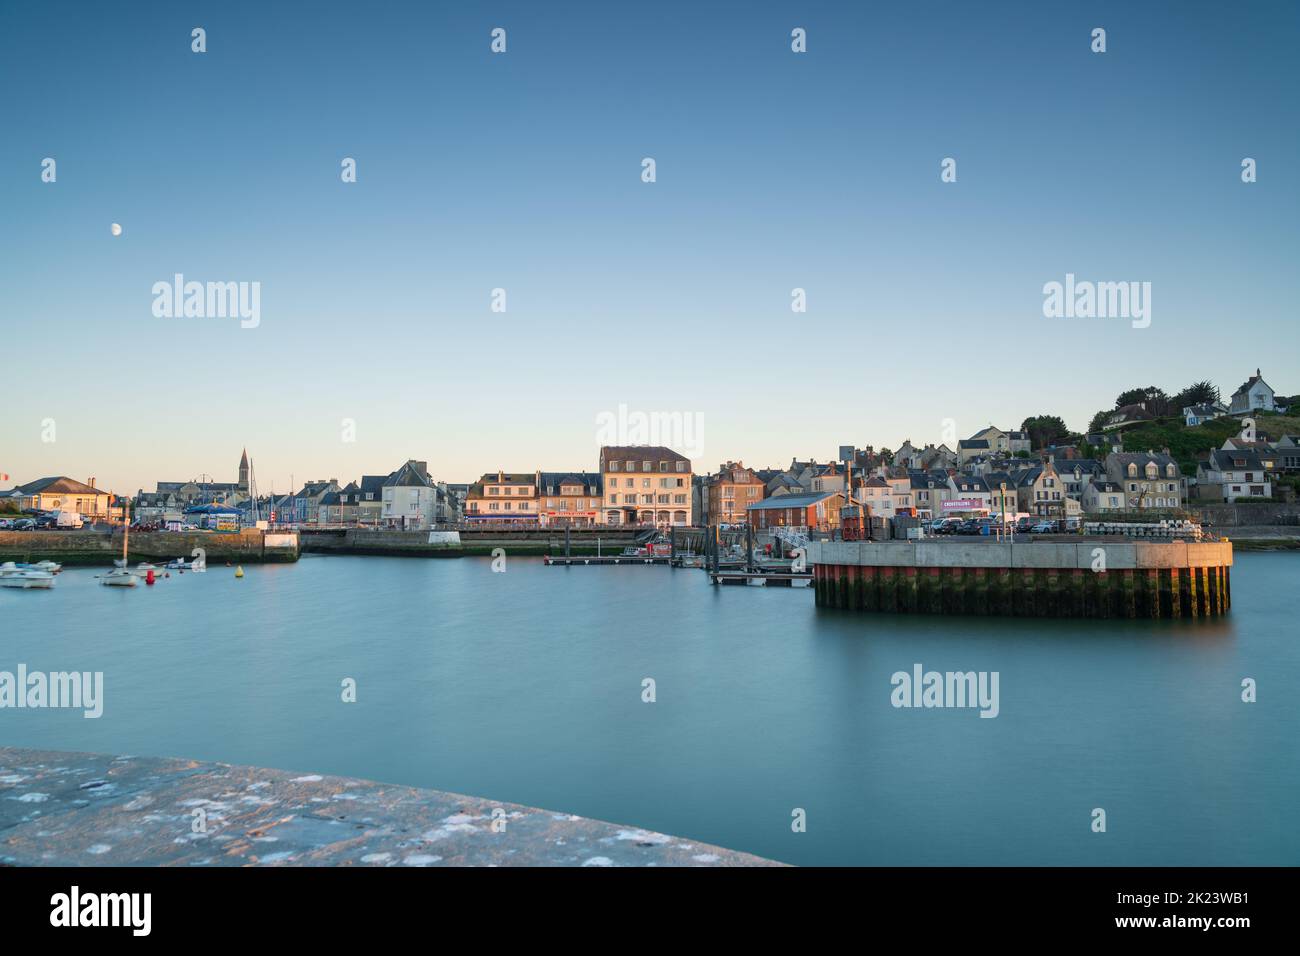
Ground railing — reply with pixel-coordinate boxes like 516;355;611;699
771;525;811;550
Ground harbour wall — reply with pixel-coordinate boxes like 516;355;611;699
0;747;778;867
299;528;644;557
808;540;1233;618
0;530;299;565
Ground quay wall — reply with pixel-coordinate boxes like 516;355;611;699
808;540;1233;618
0;747;778;867
300;528;643;557
0;530;299;565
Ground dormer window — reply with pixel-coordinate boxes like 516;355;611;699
1128;463;1138;477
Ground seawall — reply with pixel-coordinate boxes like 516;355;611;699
299;528;644;557
0;530;299;565
0;747;778;867
808;539;1233;618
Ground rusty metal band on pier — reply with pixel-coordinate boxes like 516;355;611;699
809;540;1233;618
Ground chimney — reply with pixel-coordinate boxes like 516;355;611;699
88;477;96;488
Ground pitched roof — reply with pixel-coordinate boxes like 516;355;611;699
1208;449;1264;471
746;491;841;510
15;476;109;496
539;472;602;494
600;446;690;465
385;462;431;488
1231;368;1272;397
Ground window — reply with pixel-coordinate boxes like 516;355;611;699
674;495;686;505
489;487;499;495
609;494;618;504
610;462;620;472
642;461;651;472
676;462;687;472
659;462;668;472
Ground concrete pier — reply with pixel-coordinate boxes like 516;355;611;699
808;540;1233;618
0;748;777;867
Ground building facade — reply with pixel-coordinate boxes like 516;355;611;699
599;446;692;527
464;470;541;524
707;461;766;526
537;472;603;527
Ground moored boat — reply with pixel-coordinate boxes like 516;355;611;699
0;562;56;589
13;560;63;574
100;568;138;587
102;498;140;588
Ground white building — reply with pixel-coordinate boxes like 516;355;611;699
382;460;439;530
1228;368;1275;416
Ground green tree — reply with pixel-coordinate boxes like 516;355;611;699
1020;415;1072;449
1173;380;1220;409
1114;386;1172;416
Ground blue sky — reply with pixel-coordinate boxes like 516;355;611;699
1;0;1296;493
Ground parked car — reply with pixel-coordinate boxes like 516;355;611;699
1030;520;1055;534
12;518;36;531
1015;516;1036;534
0;518;12;529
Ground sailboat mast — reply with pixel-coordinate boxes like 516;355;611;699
122;495;130;563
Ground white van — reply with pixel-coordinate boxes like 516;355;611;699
53;510;84;529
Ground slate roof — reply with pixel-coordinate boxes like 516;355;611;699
14;476;109;496
746;491;841;510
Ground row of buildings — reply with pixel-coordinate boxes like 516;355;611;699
5;367;1294;531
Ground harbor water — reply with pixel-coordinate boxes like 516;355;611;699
2;553;1296;865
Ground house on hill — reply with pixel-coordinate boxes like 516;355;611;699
1228;368;1275;416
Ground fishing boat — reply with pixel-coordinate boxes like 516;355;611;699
101;498;139;588
0;562;56;589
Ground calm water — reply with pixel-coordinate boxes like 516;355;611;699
2;553;1296;866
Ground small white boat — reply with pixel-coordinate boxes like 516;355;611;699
0;562;56;589
102;499;140;588
100;568;138;587
14;560;62;574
